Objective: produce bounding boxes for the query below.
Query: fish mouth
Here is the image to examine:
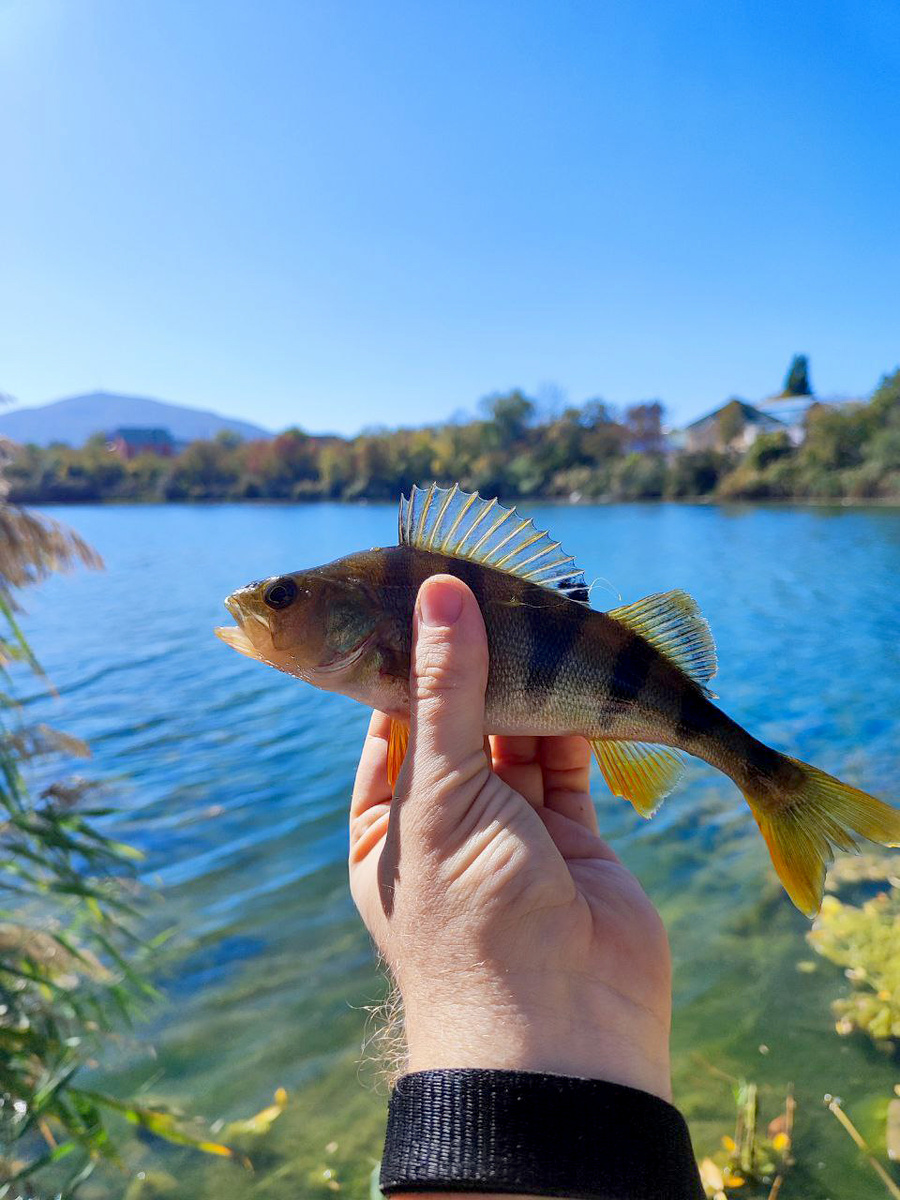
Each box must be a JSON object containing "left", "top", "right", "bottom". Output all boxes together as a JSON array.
[
  {"left": 224, "top": 593, "right": 270, "bottom": 631},
  {"left": 214, "top": 623, "right": 263, "bottom": 660},
  {"left": 216, "top": 591, "right": 274, "bottom": 661},
  {"left": 216, "top": 587, "right": 377, "bottom": 678}
]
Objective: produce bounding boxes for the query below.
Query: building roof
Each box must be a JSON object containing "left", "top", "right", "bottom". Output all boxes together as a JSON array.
[
  {"left": 757, "top": 392, "right": 860, "bottom": 409},
  {"left": 110, "top": 427, "right": 175, "bottom": 445},
  {"left": 685, "top": 400, "right": 786, "bottom": 432}
]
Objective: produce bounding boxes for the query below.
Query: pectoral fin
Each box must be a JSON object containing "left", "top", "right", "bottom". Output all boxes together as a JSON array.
[
  {"left": 590, "top": 738, "right": 685, "bottom": 818},
  {"left": 387, "top": 719, "right": 409, "bottom": 790}
]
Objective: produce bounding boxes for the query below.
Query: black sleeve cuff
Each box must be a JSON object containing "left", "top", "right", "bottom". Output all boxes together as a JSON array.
[{"left": 380, "top": 1068, "right": 704, "bottom": 1199}]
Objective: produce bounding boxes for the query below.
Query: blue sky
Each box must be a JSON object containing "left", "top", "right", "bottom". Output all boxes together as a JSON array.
[{"left": 1, "top": 0, "right": 898, "bottom": 435}]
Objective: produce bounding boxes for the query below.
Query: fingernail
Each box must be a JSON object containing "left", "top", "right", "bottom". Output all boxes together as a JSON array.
[{"left": 419, "top": 578, "right": 463, "bottom": 627}]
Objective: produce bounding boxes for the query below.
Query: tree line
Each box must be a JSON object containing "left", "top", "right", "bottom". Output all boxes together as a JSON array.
[{"left": 7, "top": 367, "right": 900, "bottom": 505}]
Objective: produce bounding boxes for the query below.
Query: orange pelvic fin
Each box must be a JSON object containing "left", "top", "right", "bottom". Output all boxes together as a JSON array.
[
  {"left": 387, "top": 719, "right": 409, "bottom": 790},
  {"left": 590, "top": 738, "right": 685, "bottom": 818}
]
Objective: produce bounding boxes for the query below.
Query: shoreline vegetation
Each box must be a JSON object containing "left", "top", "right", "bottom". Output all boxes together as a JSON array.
[
  {"left": 11, "top": 366, "right": 900, "bottom": 508},
  {"left": 0, "top": 446, "right": 293, "bottom": 1195}
]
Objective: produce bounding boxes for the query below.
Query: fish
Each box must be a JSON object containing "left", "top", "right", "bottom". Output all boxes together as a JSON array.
[{"left": 215, "top": 482, "right": 900, "bottom": 915}]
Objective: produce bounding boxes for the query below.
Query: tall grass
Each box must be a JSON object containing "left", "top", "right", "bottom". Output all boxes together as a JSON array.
[{"left": 0, "top": 438, "right": 239, "bottom": 1196}]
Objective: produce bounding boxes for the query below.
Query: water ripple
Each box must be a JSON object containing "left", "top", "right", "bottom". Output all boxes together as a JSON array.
[{"left": 18, "top": 502, "right": 900, "bottom": 1173}]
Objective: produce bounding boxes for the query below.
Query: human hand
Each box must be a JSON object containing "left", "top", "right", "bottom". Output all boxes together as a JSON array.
[{"left": 349, "top": 574, "right": 672, "bottom": 1101}]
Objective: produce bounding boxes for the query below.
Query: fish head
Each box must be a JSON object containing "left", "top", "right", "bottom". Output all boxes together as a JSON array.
[{"left": 215, "top": 559, "right": 390, "bottom": 695}]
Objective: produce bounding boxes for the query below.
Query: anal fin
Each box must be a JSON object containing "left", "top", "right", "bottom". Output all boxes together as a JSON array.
[
  {"left": 590, "top": 739, "right": 684, "bottom": 818},
  {"left": 387, "top": 719, "right": 409, "bottom": 790}
]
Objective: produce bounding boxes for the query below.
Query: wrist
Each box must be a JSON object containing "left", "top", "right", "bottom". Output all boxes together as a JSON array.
[{"left": 400, "top": 973, "right": 672, "bottom": 1101}]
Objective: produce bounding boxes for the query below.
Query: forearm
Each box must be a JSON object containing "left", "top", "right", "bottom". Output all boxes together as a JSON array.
[{"left": 401, "top": 972, "right": 672, "bottom": 1100}]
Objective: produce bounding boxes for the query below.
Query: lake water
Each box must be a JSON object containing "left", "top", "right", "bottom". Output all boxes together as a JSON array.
[{"left": 21, "top": 502, "right": 900, "bottom": 1198}]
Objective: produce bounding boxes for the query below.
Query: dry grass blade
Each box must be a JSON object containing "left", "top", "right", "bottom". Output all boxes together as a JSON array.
[
  {"left": 0, "top": 435, "right": 102, "bottom": 602},
  {"left": 0, "top": 507, "right": 103, "bottom": 594},
  {"left": 826, "top": 1095, "right": 900, "bottom": 1200},
  {"left": 0, "top": 448, "right": 155, "bottom": 1198}
]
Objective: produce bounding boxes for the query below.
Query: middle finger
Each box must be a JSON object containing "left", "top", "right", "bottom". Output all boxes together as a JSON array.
[{"left": 490, "top": 735, "right": 543, "bottom": 809}]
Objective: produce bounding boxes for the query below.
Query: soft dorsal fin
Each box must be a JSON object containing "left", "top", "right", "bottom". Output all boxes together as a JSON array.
[
  {"left": 399, "top": 483, "right": 589, "bottom": 601},
  {"left": 607, "top": 589, "right": 717, "bottom": 695}
]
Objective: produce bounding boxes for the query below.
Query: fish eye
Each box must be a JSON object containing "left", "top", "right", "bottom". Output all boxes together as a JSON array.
[{"left": 263, "top": 577, "right": 298, "bottom": 610}]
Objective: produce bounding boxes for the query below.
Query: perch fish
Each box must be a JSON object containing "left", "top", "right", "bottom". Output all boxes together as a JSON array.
[{"left": 215, "top": 483, "right": 900, "bottom": 915}]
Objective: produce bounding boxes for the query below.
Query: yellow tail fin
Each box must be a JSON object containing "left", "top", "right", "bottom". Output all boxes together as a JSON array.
[{"left": 745, "top": 758, "right": 900, "bottom": 916}]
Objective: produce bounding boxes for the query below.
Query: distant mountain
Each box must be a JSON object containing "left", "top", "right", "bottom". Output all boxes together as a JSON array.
[{"left": 0, "top": 391, "right": 273, "bottom": 446}]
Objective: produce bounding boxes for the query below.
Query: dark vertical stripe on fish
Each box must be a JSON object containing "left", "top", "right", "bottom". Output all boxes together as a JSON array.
[
  {"left": 599, "top": 632, "right": 657, "bottom": 725},
  {"left": 674, "top": 687, "right": 715, "bottom": 747},
  {"left": 452, "top": 557, "right": 490, "bottom": 616},
  {"left": 377, "top": 547, "right": 397, "bottom": 594},
  {"left": 396, "top": 542, "right": 414, "bottom": 599},
  {"left": 523, "top": 595, "right": 586, "bottom": 695},
  {"left": 744, "top": 735, "right": 786, "bottom": 779}
]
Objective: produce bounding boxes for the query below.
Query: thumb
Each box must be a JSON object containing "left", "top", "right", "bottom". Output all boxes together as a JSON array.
[{"left": 403, "top": 574, "right": 490, "bottom": 822}]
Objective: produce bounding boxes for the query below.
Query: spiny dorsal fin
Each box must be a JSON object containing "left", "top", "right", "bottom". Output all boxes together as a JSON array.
[
  {"left": 590, "top": 738, "right": 685, "bottom": 818},
  {"left": 607, "top": 589, "right": 717, "bottom": 695},
  {"left": 399, "top": 483, "right": 589, "bottom": 601}
]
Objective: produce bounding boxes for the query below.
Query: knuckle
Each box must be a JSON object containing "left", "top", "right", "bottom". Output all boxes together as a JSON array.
[
  {"left": 413, "top": 638, "right": 487, "bottom": 702},
  {"left": 413, "top": 644, "right": 463, "bottom": 699},
  {"left": 397, "top": 745, "right": 489, "bottom": 808},
  {"left": 432, "top": 747, "right": 492, "bottom": 801}
]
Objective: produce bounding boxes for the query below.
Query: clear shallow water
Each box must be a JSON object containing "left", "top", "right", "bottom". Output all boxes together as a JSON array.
[{"left": 20, "top": 502, "right": 900, "bottom": 1197}]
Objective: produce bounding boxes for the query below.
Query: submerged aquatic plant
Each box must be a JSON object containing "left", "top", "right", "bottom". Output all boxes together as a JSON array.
[
  {"left": 809, "top": 855, "right": 900, "bottom": 1044},
  {"left": 698, "top": 1081, "right": 794, "bottom": 1199},
  {"left": 824, "top": 852, "right": 900, "bottom": 893}
]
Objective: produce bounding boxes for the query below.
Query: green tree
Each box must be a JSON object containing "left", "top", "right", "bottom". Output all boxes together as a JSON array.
[
  {"left": 166, "top": 439, "right": 241, "bottom": 499},
  {"left": 869, "top": 366, "right": 900, "bottom": 426},
  {"left": 666, "top": 450, "right": 728, "bottom": 498},
  {"left": 624, "top": 402, "right": 666, "bottom": 455},
  {"left": 125, "top": 451, "right": 171, "bottom": 500},
  {"left": 610, "top": 452, "right": 666, "bottom": 499},
  {"left": 782, "top": 354, "right": 812, "bottom": 397},
  {"left": 801, "top": 403, "right": 865, "bottom": 470},
  {"left": 480, "top": 390, "right": 536, "bottom": 444},
  {"left": 318, "top": 442, "right": 353, "bottom": 497},
  {"left": 580, "top": 401, "right": 627, "bottom": 465},
  {"left": 745, "top": 430, "right": 794, "bottom": 471}
]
